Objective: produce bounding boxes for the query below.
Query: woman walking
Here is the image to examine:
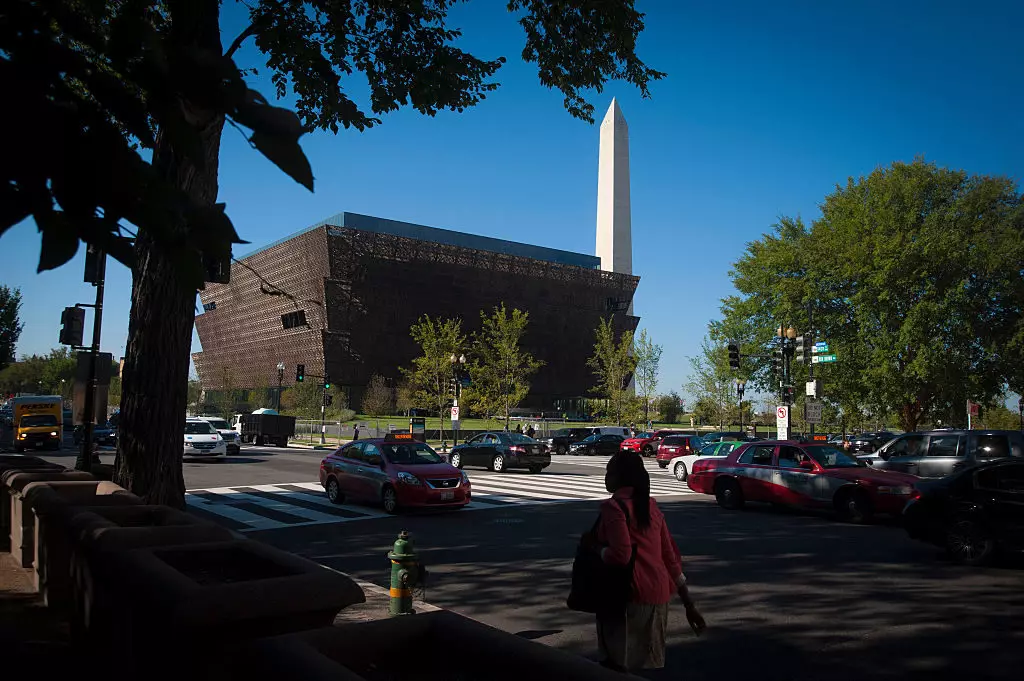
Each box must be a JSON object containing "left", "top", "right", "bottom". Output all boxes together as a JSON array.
[{"left": 591, "top": 451, "right": 705, "bottom": 672}]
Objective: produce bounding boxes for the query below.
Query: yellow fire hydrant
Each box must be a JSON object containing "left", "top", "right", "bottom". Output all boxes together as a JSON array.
[{"left": 388, "top": 530, "right": 422, "bottom": 616}]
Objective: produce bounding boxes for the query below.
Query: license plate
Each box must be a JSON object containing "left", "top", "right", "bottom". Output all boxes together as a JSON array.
[{"left": 440, "top": 491, "right": 454, "bottom": 501}]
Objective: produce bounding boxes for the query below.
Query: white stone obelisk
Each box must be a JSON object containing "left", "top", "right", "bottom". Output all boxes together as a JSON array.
[{"left": 596, "top": 98, "right": 632, "bottom": 279}]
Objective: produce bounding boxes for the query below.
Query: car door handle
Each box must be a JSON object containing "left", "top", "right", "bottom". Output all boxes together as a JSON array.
[{"left": 356, "top": 467, "right": 365, "bottom": 473}]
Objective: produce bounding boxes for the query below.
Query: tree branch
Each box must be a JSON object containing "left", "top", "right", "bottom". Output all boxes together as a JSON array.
[{"left": 225, "top": 23, "right": 257, "bottom": 59}]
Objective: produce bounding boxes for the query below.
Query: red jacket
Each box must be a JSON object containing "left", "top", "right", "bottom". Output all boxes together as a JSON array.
[{"left": 596, "top": 487, "right": 683, "bottom": 605}]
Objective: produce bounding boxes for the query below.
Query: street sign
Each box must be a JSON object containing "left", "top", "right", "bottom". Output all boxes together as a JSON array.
[
  {"left": 805, "top": 400, "right": 823, "bottom": 424},
  {"left": 967, "top": 401, "right": 979, "bottom": 417},
  {"left": 450, "top": 406, "right": 460, "bottom": 422},
  {"left": 813, "top": 342, "right": 829, "bottom": 352},
  {"left": 812, "top": 354, "right": 837, "bottom": 364},
  {"left": 806, "top": 379, "right": 822, "bottom": 398},
  {"left": 776, "top": 405, "right": 790, "bottom": 439}
]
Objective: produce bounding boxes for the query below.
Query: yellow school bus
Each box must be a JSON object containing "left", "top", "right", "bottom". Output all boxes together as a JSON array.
[{"left": 10, "top": 395, "right": 63, "bottom": 452}]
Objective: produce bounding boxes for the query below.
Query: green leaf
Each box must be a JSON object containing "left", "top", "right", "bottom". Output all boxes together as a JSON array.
[
  {"left": 249, "top": 130, "right": 314, "bottom": 192},
  {"left": 35, "top": 211, "right": 81, "bottom": 273},
  {"left": 231, "top": 89, "right": 306, "bottom": 139}
]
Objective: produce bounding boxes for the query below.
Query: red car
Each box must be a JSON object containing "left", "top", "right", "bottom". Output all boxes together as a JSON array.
[
  {"left": 687, "top": 440, "right": 920, "bottom": 523},
  {"left": 621, "top": 429, "right": 688, "bottom": 457},
  {"left": 319, "top": 435, "right": 470, "bottom": 514},
  {"left": 654, "top": 434, "right": 706, "bottom": 468}
]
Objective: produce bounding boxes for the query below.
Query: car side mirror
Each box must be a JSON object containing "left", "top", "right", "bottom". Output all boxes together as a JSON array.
[
  {"left": 879, "top": 449, "right": 892, "bottom": 461},
  {"left": 799, "top": 460, "right": 816, "bottom": 471}
]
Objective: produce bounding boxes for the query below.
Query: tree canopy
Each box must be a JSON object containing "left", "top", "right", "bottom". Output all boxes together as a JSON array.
[
  {"left": 633, "top": 329, "right": 662, "bottom": 425},
  {"left": 469, "top": 304, "right": 544, "bottom": 429},
  {"left": 0, "top": 286, "right": 24, "bottom": 372},
  {"left": 588, "top": 318, "right": 636, "bottom": 426},
  {"left": 717, "top": 159, "right": 1024, "bottom": 431}
]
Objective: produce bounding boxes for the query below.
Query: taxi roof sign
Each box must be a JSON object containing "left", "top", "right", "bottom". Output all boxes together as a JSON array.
[{"left": 384, "top": 432, "right": 414, "bottom": 441}]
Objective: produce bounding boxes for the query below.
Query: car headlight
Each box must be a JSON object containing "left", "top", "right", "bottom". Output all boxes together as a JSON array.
[
  {"left": 19, "top": 433, "right": 26, "bottom": 439},
  {"left": 460, "top": 471, "right": 470, "bottom": 485},
  {"left": 50, "top": 431, "right": 58, "bottom": 436},
  {"left": 397, "top": 472, "right": 422, "bottom": 486},
  {"left": 876, "top": 485, "right": 913, "bottom": 496}
]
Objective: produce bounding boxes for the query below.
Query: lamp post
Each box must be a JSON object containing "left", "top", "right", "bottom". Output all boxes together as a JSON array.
[
  {"left": 1018, "top": 397, "right": 1023, "bottom": 432},
  {"left": 449, "top": 353, "right": 466, "bottom": 446},
  {"left": 734, "top": 379, "right": 747, "bottom": 434},
  {"left": 276, "top": 362, "right": 285, "bottom": 411}
]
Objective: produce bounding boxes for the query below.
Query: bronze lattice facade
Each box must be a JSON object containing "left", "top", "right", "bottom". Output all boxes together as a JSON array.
[{"left": 194, "top": 213, "right": 639, "bottom": 411}]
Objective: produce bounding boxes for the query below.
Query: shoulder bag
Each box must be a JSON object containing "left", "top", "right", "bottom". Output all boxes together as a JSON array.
[{"left": 566, "top": 497, "right": 637, "bottom": 614}]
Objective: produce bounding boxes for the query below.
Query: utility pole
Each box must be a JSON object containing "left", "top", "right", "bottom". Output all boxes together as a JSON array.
[
  {"left": 76, "top": 248, "right": 106, "bottom": 473},
  {"left": 276, "top": 362, "right": 284, "bottom": 411},
  {"left": 807, "top": 302, "right": 815, "bottom": 438},
  {"left": 320, "top": 380, "right": 327, "bottom": 445}
]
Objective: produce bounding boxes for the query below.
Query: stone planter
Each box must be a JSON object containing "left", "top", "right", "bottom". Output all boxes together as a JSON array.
[
  {"left": 0, "top": 456, "right": 63, "bottom": 551},
  {"left": 224, "top": 611, "right": 627, "bottom": 681},
  {"left": 26, "top": 483, "right": 145, "bottom": 607},
  {"left": 79, "top": 539, "right": 365, "bottom": 677},
  {"left": 5, "top": 470, "right": 95, "bottom": 566}
]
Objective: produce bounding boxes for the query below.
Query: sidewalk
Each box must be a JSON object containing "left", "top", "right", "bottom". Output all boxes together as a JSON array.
[{"left": 0, "top": 553, "right": 76, "bottom": 676}]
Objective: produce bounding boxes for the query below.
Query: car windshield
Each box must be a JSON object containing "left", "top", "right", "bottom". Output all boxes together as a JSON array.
[
  {"left": 633, "top": 432, "right": 652, "bottom": 439},
  {"left": 506, "top": 433, "right": 536, "bottom": 444},
  {"left": 804, "top": 446, "right": 862, "bottom": 468},
  {"left": 581, "top": 434, "right": 599, "bottom": 443},
  {"left": 206, "top": 419, "right": 230, "bottom": 430},
  {"left": 382, "top": 442, "right": 444, "bottom": 465},
  {"left": 663, "top": 436, "right": 687, "bottom": 445},
  {"left": 22, "top": 414, "right": 58, "bottom": 427},
  {"left": 184, "top": 422, "right": 215, "bottom": 434}
]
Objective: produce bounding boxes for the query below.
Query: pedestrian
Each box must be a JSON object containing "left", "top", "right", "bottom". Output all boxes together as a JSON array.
[
  {"left": 588, "top": 452, "right": 705, "bottom": 672},
  {"left": 516, "top": 423, "right": 523, "bottom": 433},
  {"left": 353, "top": 424, "right": 360, "bottom": 441},
  {"left": 526, "top": 424, "right": 536, "bottom": 439}
]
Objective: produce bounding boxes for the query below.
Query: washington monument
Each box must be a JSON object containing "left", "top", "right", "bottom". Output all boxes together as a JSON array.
[{"left": 595, "top": 98, "right": 633, "bottom": 288}]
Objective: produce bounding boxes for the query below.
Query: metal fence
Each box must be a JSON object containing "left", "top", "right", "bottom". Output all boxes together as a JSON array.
[{"left": 292, "top": 419, "right": 400, "bottom": 444}]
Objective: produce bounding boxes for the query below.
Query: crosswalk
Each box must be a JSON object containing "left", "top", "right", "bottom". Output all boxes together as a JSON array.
[
  {"left": 548, "top": 454, "right": 671, "bottom": 473},
  {"left": 185, "top": 469, "right": 694, "bottom": 533}
]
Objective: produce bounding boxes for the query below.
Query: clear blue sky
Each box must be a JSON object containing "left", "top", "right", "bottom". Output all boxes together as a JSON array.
[{"left": 3, "top": 0, "right": 1022, "bottom": 401}]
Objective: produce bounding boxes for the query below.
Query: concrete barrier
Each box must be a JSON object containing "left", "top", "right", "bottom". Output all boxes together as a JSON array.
[
  {"left": 0, "top": 456, "right": 63, "bottom": 550},
  {"left": 77, "top": 539, "right": 365, "bottom": 678},
  {"left": 4, "top": 470, "right": 95, "bottom": 566}
]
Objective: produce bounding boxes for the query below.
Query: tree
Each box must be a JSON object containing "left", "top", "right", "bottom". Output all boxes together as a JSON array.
[
  {"left": 186, "top": 380, "right": 203, "bottom": 415},
  {"left": 0, "top": 286, "right": 23, "bottom": 371},
  {"left": 402, "top": 316, "right": 465, "bottom": 441},
  {"left": 588, "top": 318, "right": 636, "bottom": 426},
  {"left": 5, "top": 2, "right": 663, "bottom": 507},
  {"left": 633, "top": 329, "right": 662, "bottom": 425},
  {"left": 394, "top": 379, "right": 415, "bottom": 416},
  {"left": 654, "top": 392, "right": 682, "bottom": 424},
  {"left": 470, "top": 304, "right": 544, "bottom": 430},
  {"left": 362, "top": 374, "right": 394, "bottom": 424},
  {"left": 685, "top": 338, "right": 734, "bottom": 430},
  {"left": 718, "top": 159, "right": 1023, "bottom": 432}
]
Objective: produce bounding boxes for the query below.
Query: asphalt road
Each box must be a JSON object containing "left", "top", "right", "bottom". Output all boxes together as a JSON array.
[{"left": 29, "top": 442, "right": 1024, "bottom": 680}]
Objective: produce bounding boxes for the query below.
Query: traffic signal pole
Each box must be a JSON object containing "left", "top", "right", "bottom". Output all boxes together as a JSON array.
[
  {"left": 76, "top": 250, "right": 106, "bottom": 473},
  {"left": 807, "top": 303, "right": 815, "bottom": 438}
]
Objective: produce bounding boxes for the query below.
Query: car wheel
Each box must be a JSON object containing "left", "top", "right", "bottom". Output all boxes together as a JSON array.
[
  {"left": 491, "top": 454, "right": 505, "bottom": 472},
  {"left": 643, "top": 446, "right": 654, "bottom": 458},
  {"left": 529, "top": 465, "right": 542, "bottom": 474},
  {"left": 382, "top": 485, "right": 399, "bottom": 515},
  {"left": 326, "top": 477, "right": 344, "bottom": 505},
  {"left": 658, "top": 461, "right": 668, "bottom": 469},
  {"left": 715, "top": 478, "right": 744, "bottom": 510},
  {"left": 673, "top": 462, "right": 688, "bottom": 482},
  {"left": 450, "top": 452, "right": 463, "bottom": 469},
  {"left": 556, "top": 445, "right": 567, "bottom": 455},
  {"left": 255, "top": 435, "right": 264, "bottom": 446},
  {"left": 945, "top": 518, "right": 995, "bottom": 566},
  {"left": 835, "top": 489, "right": 873, "bottom": 524}
]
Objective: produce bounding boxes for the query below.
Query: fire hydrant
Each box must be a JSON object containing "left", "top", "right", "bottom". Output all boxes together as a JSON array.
[{"left": 388, "top": 530, "right": 423, "bottom": 616}]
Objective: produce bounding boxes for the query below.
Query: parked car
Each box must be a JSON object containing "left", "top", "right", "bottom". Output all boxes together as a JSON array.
[
  {"left": 619, "top": 429, "right": 687, "bottom": 457},
  {"left": 319, "top": 436, "right": 469, "bottom": 514},
  {"left": 197, "top": 415, "right": 242, "bottom": 455},
  {"left": 873, "top": 430, "right": 1024, "bottom": 478},
  {"left": 904, "top": 458, "right": 1024, "bottom": 565},
  {"left": 655, "top": 435, "right": 706, "bottom": 469},
  {"left": 543, "top": 427, "right": 596, "bottom": 454},
  {"left": 847, "top": 431, "right": 898, "bottom": 454},
  {"left": 449, "top": 432, "right": 550, "bottom": 473},
  {"left": 183, "top": 418, "right": 226, "bottom": 457},
  {"left": 73, "top": 423, "right": 117, "bottom": 448},
  {"left": 687, "top": 441, "right": 920, "bottom": 523},
  {"left": 669, "top": 441, "right": 743, "bottom": 482},
  {"left": 570, "top": 433, "right": 625, "bottom": 456},
  {"left": 701, "top": 431, "right": 759, "bottom": 443}
]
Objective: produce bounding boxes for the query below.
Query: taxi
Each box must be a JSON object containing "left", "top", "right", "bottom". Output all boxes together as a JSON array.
[{"left": 319, "top": 434, "right": 470, "bottom": 514}]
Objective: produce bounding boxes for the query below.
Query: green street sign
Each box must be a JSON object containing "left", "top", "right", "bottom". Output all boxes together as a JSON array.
[{"left": 812, "top": 354, "right": 837, "bottom": 364}]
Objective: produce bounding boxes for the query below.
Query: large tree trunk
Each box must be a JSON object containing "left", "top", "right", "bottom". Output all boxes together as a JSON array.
[{"left": 113, "top": 0, "right": 224, "bottom": 509}]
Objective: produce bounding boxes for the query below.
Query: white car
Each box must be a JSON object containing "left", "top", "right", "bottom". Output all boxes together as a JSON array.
[
  {"left": 184, "top": 418, "right": 226, "bottom": 457},
  {"left": 669, "top": 441, "right": 744, "bottom": 482},
  {"left": 197, "top": 415, "right": 241, "bottom": 455}
]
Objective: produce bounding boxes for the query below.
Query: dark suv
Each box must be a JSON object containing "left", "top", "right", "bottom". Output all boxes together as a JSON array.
[
  {"left": 543, "top": 427, "right": 595, "bottom": 455},
  {"left": 873, "top": 430, "right": 1024, "bottom": 478},
  {"left": 847, "top": 431, "right": 898, "bottom": 454}
]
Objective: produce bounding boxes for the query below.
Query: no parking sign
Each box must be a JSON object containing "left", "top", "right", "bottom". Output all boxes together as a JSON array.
[{"left": 776, "top": 405, "right": 790, "bottom": 439}]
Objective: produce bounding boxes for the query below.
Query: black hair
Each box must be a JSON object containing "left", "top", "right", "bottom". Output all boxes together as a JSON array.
[{"left": 607, "top": 452, "right": 651, "bottom": 530}]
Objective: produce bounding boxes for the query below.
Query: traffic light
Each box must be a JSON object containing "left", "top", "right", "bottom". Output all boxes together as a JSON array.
[
  {"left": 771, "top": 348, "right": 783, "bottom": 379},
  {"left": 324, "top": 373, "right": 331, "bottom": 390},
  {"left": 727, "top": 343, "right": 740, "bottom": 371},
  {"left": 296, "top": 364, "right": 305, "bottom": 382},
  {"left": 795, "top": 333, "right": 811, "bottom": 364},
  {"left": 59, "top": 306, "right": 85, "bottom": 347},
  {"left": 324, "top": 393, "right": 334, "bottom": 407}
]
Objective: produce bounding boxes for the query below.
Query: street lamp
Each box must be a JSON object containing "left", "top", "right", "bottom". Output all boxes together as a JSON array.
[
  {"left": 734, "top": 378, "right": 747, "bottom": 434},
  {"left": 449, "top": 353, "right": 467, "bottom": 446},
  {"left": 276, "top": 362, "right": 285, "bottom": 412},
  {"left": 1018, "top": 397, "right": 1023, "bottom": 432}
]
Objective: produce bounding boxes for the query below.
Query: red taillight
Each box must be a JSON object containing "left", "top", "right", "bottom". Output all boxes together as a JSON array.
[
  {"left": 910, "top": 489, "right": 922, "bottom": 501},
  {"left": 509, "top": 446, "right": 525, "bottom": 453}
]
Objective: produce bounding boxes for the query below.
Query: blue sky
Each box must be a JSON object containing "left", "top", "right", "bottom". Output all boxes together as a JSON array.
[{"left": 3, "top": 0, "right": 1022, "bottom": 401}]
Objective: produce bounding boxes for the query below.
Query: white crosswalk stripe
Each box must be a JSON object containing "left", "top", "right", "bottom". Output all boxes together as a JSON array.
[{"left": 185, "top": 469, "right": 695, "bottom": 532}]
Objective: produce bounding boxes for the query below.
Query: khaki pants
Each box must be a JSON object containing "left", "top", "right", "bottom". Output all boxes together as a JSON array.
[{"left": 597, "top": 601, "right": 670, "bottom": 671}]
